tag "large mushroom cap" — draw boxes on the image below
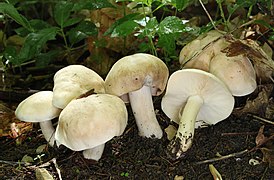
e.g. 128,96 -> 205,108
53,65 -> 105,109
161,69 -> 234,125
15,91 -> 61,122
105,53 -> 169,97
210,53 -> 257,96
55,94 -> 128,151
179,30 -> 224,67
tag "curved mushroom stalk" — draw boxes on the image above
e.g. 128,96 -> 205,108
129,85 -> 163,139
39,121 -> 55,147
82,144 -> 105,161
167,95 -> 204,160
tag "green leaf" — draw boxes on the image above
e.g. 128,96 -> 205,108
68,21 -> 98,45
15,27 -> 59,65
53,1 -> 74,28
104,13 -> 141,37
73,0 -> 115,11
137,17 -> 158,38
175,0 -> 191,11
3,46 -> 18,64
158,16 -> 185,37
157,34 -> 176,56
63,17 -> 82,28
36,50 -> 60,67
15,19 -> 52,36
111,20 -> 139,37
0,3 -> 32,31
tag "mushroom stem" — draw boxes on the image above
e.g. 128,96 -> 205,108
39,121 -> 55,147
167,95 -> 204,159
129,85 -> 163,138
82,144 -> 105,161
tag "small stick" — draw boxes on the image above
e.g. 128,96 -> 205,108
198,0 -> 221,33
250,114 -> 274,125
52,158 -> 62,180
194,149 -> 249,165
221,132 -> 258,136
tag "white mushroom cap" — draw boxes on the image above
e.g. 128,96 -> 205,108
105,53 -> 169,98
179,30 -> 224,67
15,91 -> 61,122
161,69 -> 234,159
161,69 -> 234,125
55,94 -> 128,160
53,65 -> 105,109
15,91 -> 61,146
210,53 -> 257,96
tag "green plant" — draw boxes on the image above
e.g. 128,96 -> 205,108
0,0 -> 113,68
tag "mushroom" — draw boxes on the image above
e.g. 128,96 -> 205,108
161,69 -> 234,159
55,94 -> 128,161
105,53 -> 169,139
53,65 -> 105,109
15,91 -> 61,146
180,34 -> 257,96
179,30 -> 224,69
209,53 -> 257,96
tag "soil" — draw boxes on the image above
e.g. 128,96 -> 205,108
0,97 -> 273,180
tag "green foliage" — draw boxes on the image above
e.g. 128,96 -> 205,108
0,0 -> 273,69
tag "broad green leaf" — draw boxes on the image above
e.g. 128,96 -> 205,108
15,19 -> 52,36
68,21 -> 98,45
3,46 -> 17,64
53,1 -> 74,28
111,20 -> 139,37
158,16 -> 184,37
63,17 -> 82,28
73,0 -> 115,11
15,27 -> 59,65
36,50 -> 60,67
175,0 -> 191,11
104,13 -> 141,36
157,34 -> 176,56
137,17 -> 158,38
0,3 -> 32,31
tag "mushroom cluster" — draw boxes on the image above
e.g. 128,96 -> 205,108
179,30 -> 257,96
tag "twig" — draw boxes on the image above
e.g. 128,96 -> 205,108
194,149 -> 249,165
0,160 -> 31,166
52,158 -> 62,180
250,114 -> 274,125
221,132 -> 258,136
198,0 -> 221,32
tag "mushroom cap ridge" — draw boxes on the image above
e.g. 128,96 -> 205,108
161,69 -> 235,125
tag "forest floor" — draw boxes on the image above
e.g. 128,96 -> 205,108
0,96 -> 273,180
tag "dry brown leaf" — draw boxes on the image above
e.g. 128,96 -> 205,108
255,126 -> 274,169
233,84 -> 273,117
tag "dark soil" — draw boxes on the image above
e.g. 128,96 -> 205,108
0,100 -> 273,179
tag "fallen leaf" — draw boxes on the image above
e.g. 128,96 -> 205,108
36,168 -> 54,180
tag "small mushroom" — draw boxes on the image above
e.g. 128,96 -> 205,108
105,53 -> 169,139
161,69 -> 234,159
15,91 -> 61,146
55,94 -> 128,161
53,65 -> 105,109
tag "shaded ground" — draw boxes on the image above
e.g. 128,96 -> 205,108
0,99 -> 273,179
